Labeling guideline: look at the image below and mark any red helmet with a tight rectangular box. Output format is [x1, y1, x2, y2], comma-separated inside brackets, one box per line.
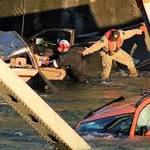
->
[109, 30, 120, 41]
[57, 40, 70, 53]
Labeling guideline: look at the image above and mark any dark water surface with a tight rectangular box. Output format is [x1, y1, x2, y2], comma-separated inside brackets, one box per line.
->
[0, 71, 150, 150]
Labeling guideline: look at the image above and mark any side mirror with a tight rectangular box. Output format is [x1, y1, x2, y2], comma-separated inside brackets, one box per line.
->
[140, 126, 148, 136]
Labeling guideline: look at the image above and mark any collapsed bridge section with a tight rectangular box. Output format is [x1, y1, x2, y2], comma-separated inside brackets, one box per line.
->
[0, 59, 91, 150]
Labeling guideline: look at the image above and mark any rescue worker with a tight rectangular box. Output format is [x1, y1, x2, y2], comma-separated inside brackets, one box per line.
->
[57, 39, 88, 83]
[81, 24, 147, 81]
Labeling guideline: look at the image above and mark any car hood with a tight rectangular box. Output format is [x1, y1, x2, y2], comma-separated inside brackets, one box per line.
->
[81, 96, 141, 123]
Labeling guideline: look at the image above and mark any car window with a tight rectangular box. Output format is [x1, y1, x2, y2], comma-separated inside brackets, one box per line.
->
[0, 32, 26, 57]
[136, 104, 150, 133]
[35, 30, 71, 46]
[77, 114, 133, 136]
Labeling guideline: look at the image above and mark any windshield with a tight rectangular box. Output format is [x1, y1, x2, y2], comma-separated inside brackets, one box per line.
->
[0, 31, 27, 57]
[77, 114, 133, 136]
[34, 30, 71, 46]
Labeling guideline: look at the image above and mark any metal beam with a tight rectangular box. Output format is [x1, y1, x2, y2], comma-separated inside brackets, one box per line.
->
[0, 59, 91, 150]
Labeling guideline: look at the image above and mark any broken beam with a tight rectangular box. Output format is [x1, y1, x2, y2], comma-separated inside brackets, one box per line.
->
[0, 59, 91, 150]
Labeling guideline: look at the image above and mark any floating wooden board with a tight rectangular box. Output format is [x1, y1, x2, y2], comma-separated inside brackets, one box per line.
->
[0, 59, 91, 150]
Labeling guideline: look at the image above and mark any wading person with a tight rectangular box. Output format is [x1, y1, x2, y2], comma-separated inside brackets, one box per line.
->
[81, 24, 147, 82]
[57, 39, 89, 83]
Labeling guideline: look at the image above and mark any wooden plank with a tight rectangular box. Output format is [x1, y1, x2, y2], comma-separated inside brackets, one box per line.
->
[0, 59, 91, 150]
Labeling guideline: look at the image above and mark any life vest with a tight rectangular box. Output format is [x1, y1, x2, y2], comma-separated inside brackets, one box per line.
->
[105, 29, 123, 52]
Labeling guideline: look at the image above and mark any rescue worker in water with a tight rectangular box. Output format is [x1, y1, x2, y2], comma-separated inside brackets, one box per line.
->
[81, 24, 147, 81]
[57, 39, 88, 83]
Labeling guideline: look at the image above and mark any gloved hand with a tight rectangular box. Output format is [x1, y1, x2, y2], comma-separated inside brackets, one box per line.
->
[140, 23, 147, 33]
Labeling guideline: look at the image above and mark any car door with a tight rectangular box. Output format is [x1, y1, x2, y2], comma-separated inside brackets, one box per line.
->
[136, 103, 150, 135]
[10, 52, 38, 82]
[130, 96, 150, 137]
[0, 31, 39, 82]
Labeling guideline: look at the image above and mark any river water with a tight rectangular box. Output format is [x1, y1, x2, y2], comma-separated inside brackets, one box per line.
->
[0, 69, 150, 150]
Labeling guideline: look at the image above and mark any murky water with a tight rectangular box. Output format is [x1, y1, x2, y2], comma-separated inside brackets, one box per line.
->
[0, 70, 150, 150]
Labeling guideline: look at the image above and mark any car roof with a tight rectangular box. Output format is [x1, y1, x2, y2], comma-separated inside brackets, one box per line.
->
[81, 96, 142, 123]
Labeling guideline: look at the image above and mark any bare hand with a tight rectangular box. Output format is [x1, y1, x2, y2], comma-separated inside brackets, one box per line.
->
[81, 47, 90, 56]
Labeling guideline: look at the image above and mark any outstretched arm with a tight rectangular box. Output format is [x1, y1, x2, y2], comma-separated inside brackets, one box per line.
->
[82, 37, 106, 56]
[121, 24, 147, 40]
[121, 29, 142, 40]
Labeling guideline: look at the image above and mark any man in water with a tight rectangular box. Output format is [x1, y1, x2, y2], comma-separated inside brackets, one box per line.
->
[81, 24, 147, 81]
[57, 39, 89, 83]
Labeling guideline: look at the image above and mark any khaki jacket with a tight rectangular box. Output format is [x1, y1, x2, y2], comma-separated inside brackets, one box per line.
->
[82, 29, 142, 56]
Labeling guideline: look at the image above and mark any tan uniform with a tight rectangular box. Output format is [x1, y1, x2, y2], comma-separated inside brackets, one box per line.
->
[82, 29, 141, 80]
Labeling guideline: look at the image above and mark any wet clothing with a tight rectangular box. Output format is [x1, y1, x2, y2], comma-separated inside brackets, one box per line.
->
[82, 29, 141, 80]
[101, 49, 138, 80]
[59, 47, 88, 82]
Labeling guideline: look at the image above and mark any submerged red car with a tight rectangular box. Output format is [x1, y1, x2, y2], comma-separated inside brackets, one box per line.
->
[75, 92, 150, 138]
